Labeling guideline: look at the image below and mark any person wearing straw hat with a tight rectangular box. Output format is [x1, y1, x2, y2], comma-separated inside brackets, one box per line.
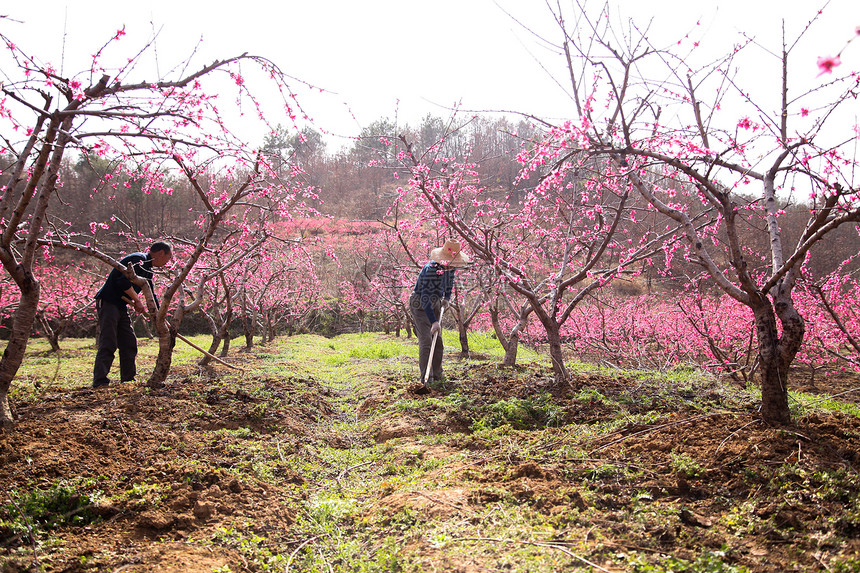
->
[409, 239, 470, 386]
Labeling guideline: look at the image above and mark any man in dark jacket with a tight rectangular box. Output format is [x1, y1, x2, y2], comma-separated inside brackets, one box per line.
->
[409, 239, 470, 386]
[92, 242, 172, 388]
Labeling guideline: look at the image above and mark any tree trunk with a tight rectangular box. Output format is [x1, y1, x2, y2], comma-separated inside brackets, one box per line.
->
[503, 328, 520, 366]
[451, 304, 471, 358]
[147, 320, 174, 388]
[266, 314, 275, 342]
[242, 314, 254, 350]
[545, 321, 570, 383]
[752, 292, 803, 425]
[0, 275, 40, 428]
[489, 306, 509, 351]
[37, 312, 62, 353]
[503, 314, 528, 368]
[499, 304, 533, 368]
[218, 309, 234, 358]
[458, 325, 470, 358]
[200, 311, 220, 367]
[202, 336, 222, 365]
[400, 303, 413, 338]
[259, 314, 269, 344]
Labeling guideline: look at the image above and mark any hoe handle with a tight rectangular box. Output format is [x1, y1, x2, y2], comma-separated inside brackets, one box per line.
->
[423, 304, 445, 384]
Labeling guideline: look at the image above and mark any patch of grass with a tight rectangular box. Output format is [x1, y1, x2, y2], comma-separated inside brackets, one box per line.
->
[791, 390, 860, 417]
[670, 452, 706, 479]
[719, 500, 765, 536]
[216, 427, 255, 439]
[812, 468, 860, 503]
[1, 479, 105, 540]
[575, 387, 609, 403]
[472, 391, 562, 431]
[318, 333, 417, 367]
[115, 480, 168, 508]
[212, 524, 288, 570]
[831, 557, 860, 573]
[305, 494, 358, 531]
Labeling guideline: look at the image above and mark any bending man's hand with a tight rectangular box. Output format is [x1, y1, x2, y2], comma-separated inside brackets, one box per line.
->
[430, 321, 441, 337]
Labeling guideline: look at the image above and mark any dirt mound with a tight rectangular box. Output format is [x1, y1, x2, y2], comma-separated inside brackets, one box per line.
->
[0, 373, 328, 572]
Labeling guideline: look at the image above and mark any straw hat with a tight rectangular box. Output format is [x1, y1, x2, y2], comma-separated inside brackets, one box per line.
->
[429, 239, 470, 268]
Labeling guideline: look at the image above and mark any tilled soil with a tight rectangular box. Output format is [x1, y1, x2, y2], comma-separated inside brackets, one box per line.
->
[2, 343, 860, 572]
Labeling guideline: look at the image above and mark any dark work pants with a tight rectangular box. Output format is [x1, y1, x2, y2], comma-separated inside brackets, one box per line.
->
[93, 301, 137, 386]
[409, 292, 443, 383]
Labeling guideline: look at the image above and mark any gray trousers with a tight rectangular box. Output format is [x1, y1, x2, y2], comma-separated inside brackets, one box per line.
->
[409, 292, 443, 382]
[93, 301, 137, 385]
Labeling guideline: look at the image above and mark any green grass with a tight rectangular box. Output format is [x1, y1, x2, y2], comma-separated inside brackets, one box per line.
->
[791, 390, 860, 417]
[322, 334, 417, 366]
[472, 392, 563, 431]
[1, 478, 105, 538]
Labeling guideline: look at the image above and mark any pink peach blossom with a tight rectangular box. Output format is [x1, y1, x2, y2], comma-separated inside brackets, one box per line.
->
[816, 55, 841, 76]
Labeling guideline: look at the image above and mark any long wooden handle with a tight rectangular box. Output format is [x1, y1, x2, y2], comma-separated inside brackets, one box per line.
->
[423, 304, 445, 384]
[122, 295, 243, 372]
[175, 331, 244, 372]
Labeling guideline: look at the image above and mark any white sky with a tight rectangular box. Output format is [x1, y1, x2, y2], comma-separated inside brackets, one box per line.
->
[3, 0, 857, 150]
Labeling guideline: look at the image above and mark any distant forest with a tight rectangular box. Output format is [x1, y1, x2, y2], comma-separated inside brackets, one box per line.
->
[37, 112, 860, 284]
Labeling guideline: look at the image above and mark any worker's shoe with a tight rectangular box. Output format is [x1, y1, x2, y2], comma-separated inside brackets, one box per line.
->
[92, 379, 110, 389]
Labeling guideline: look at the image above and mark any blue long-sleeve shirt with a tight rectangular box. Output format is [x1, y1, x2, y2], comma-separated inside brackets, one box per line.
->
[413, 261, 455, 323]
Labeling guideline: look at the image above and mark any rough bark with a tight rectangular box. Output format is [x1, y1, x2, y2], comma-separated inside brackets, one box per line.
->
[202, 335, 223, 366]
[450, 303, 470, 358]
[37, 311, 63, 353]
[199, 310, 220, 367]
[489, 306, 509, 353]
[147, 319, 174, 388]
[400, 302, 413, 338]
[751, 290, 805, 425]
[0, 274, 39, 429]
[544, 322, 569, 384]
[503, 328, 520, 367]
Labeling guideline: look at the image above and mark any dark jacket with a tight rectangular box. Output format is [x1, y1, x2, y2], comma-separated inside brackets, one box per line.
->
[412, 261, 455, 323]
[95, 252, 155, 307]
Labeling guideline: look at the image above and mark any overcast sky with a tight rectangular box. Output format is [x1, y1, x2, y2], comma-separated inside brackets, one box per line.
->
[3, 0, 857, 149]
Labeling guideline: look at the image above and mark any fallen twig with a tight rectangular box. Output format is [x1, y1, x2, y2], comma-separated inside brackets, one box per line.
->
[114, 416, 133, 451]
[5, 494, 39, 568]
[335, 460, 373, 482]
[316, 544, 334, 573]
[411, 490, 473, 514]
[275, 438, 286, 463]
[589, 412, 736, 454]
[714, 420, 761, 457]
[800, 386, 860, 408]
[285, 534, 324, 573]
[453, 536, 610, 572]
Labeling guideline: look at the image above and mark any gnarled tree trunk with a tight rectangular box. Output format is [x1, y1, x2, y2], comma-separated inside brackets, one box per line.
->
[0, 274, 39, 429]
[752, 291, 805, 425]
